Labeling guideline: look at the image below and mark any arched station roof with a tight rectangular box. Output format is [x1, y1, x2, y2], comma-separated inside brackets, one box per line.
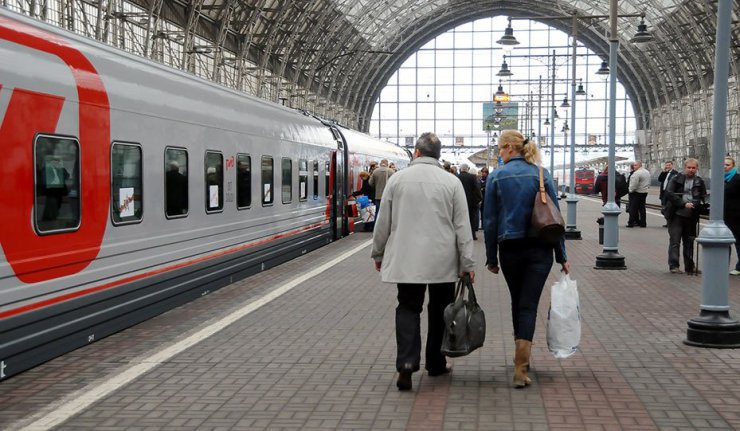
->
[119, 0, 739, 130]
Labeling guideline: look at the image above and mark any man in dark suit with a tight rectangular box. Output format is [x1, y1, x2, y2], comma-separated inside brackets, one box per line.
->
[658, 160, 678, 227]
[458, 164, 482, 240]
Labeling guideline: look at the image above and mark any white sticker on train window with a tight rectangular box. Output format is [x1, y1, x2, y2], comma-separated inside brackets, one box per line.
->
[119, 187, 134, 217]
[300, 182, 306, 198]
[209, 185, 219, 208]
[264, 184, 271, 201]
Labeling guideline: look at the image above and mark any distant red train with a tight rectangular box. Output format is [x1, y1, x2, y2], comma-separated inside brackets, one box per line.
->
[574, 168, 596, 194]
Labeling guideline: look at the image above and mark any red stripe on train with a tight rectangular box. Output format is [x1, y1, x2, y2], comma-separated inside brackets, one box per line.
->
[0, 223, 326, 319]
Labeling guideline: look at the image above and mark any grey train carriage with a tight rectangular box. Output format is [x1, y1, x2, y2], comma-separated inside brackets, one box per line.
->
[0, 9, 409, 380]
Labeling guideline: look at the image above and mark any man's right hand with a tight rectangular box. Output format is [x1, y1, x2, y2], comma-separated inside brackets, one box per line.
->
[487, 264, 499, 274]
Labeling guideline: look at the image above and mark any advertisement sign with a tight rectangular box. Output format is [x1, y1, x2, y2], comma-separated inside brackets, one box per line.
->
[482, 102, 519, 131]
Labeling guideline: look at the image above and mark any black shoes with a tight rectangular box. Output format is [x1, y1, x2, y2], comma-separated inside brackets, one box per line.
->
[397, 363, 414, 391]
[396, 369, 412, 391]
[427, 365, 452, 377]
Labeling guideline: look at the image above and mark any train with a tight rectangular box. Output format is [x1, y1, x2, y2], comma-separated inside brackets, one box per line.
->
[552, 167, 598, 194]
[574, 168, 596, 194]
[0, 9, 410, 380]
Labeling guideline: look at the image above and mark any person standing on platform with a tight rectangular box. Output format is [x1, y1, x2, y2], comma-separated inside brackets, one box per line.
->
[458, 164, 482, 240]
[479, 167, 489, 229]
[627, 161, 650, 228]
[658, 161, 679, 227]
[594, 166, 627, 207]
[483, 130, 569, 388]
[664, 158, 707, 274]
[724, 157, 740, 275]
[369, 159, 393, 224]
[371, 132, 475, 392]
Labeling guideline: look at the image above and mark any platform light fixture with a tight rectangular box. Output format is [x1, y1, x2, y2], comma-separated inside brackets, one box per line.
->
[496, 18, 520, 54]
[560, 95, 570, 108]
[494, 82, 510, 103]
[575, 79, 587, 96]
[630, 16, 654, 43]
[595, 60, 610, 80]
[497, 56, 513, 77]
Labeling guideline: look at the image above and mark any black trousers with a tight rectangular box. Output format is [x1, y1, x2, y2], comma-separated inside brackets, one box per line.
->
[668, 215, 697, 271]
[468, 206, 479, 238]
[628, 192, 647, 227]
[395, 283, 455, 372]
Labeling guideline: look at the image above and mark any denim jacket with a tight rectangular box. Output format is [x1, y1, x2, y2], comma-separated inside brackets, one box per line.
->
[483, 156, 567, 267]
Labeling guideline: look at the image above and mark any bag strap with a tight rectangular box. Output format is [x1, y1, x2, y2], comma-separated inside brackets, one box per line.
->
[464, 276, 479, 305]
[538, 164, 547, 204]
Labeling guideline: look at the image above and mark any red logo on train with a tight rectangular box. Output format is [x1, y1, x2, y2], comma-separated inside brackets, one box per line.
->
[0, 17, 110, 283]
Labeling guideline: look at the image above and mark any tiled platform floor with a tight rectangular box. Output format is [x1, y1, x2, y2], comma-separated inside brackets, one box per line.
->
[2, 195, 740, 431]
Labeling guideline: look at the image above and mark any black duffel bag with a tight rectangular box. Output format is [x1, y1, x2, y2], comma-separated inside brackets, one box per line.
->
[441, 274, 486, 357]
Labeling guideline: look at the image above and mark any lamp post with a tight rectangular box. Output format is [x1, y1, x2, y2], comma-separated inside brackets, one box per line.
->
[562, 12, 582, 239]
[685, 0, 740, 347]
[561, 117, 569, 198]
[486, 124, 492, 170]
[594, 1, 652, 269]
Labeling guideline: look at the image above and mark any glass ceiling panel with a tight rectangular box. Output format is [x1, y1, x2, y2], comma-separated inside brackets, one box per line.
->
[331, 0, 450, 47]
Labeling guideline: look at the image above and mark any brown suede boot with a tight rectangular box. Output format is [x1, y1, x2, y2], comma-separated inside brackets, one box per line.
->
[513, 339, 532, 388]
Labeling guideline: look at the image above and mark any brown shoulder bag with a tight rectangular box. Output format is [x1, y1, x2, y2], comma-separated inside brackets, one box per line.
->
[531, 164, 565, 244]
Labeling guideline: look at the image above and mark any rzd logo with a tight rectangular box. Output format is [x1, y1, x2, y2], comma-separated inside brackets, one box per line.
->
[0, 17, 110, 283]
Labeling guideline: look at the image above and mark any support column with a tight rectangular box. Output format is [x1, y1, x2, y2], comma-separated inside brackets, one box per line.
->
[595, 0, 625, 269]
[564, 14, 581, 240]
[685, 0, 740, 348]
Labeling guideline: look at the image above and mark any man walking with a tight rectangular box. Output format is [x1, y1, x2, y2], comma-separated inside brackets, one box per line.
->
[627, 161, 650, 227]
[369, 159, 393, 222]
[664, 158, 707, 274]
[372, 132, 475, 391]
[658, 160, 678, 227]
[458, 164, 482, 240]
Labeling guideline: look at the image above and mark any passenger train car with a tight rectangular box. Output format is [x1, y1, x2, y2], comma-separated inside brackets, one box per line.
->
[0, 9, 409, 380]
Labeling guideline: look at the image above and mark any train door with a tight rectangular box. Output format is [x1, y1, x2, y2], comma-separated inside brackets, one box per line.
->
[328, 127, 349, 239]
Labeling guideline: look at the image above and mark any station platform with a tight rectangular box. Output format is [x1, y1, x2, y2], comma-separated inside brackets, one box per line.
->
[2, 195, 740, 431]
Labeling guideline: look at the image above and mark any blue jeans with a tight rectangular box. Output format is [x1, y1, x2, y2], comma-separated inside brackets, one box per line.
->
[499, 239, 554, 341]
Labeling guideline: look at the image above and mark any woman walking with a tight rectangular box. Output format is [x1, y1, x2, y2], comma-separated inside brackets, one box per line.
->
[483, 130, 570, 388]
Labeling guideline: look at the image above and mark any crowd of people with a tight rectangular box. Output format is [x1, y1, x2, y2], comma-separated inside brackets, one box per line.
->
[363, 130, 738, 392]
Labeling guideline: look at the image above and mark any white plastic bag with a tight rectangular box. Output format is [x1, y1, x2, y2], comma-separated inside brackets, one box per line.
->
[360, 204, 376, 222]
[546, 273, 581, 359]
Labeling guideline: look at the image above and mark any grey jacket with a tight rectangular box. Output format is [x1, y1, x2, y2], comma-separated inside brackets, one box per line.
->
[369, 166, 393, 200]
[371, 157, 475, 283]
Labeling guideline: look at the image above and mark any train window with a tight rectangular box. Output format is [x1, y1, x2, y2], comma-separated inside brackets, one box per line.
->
[324, 161, 331, 197]
[34, 135, 80, 234]
[236, 153, 251, 209]
[205, 151, 224, 212]
[111, 142, 143, 225]
[165, 147, 188, 218]
[298, 159, 308, 201]
[261, 156, 274, 206]
[312, 161, 319, 199]
[281, 157, 292, 204]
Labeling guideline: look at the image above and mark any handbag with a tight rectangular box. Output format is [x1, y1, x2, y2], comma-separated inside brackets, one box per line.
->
[441, 275, 486, 357]
[531, 164, 565, 244]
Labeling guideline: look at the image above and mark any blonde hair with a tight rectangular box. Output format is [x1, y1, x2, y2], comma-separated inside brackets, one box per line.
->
[498, 130, 541, 165]
[726, 156, 736, 167]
